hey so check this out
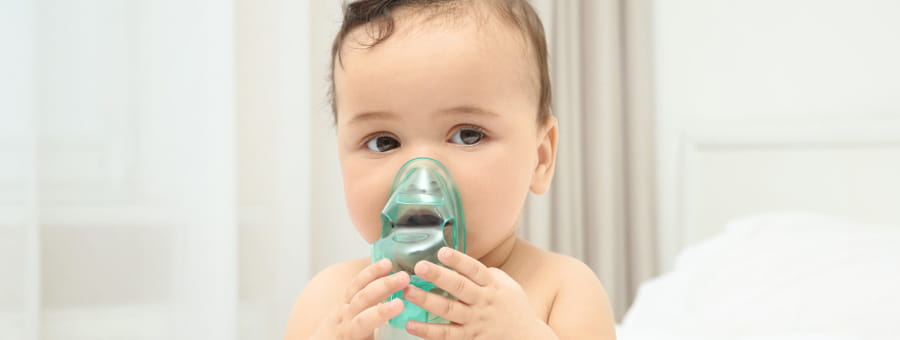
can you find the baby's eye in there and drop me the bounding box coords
[449,126,485,146]
[365,134,400,152]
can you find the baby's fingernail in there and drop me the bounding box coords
[383,299,399,313]
[405,286,417,299]
[416,261,430,275]
[439,247,452,259]
[378,259,391,269]
[392,272,407,283]
[407,321,418,331]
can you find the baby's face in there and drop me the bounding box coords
[334,12,554,260]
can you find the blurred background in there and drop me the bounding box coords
[2,0,899,339]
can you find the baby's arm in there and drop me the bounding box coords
[546,258,617,339]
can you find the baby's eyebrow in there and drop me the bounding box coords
[437,105,501,118]
[346,111,397,126]
[346,105,499,126]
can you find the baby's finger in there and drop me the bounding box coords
[406,321,465,340]
[403,285,471,324]
[414,260,480,304]
[344,259,393,303]
[436,247,493,286]
[350,299,404,339]
[347,271,409,316]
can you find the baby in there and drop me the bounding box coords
[286,0,616,339]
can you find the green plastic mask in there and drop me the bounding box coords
[371,157,466,330]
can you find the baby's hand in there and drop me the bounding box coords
[403,247,558,340]
[312,259,409,340]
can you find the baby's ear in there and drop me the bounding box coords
[530,116,558,194]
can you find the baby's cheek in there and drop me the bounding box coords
[457,162,531,257]
[343,171,391,244]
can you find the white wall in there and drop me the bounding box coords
[236,0,313,338]
[307,1,370,274]
[654,0,900,270]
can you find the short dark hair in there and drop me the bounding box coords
[329,0,552,123]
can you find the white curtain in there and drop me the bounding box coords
[1,1,40,338]
[0,0,311,339]
[522,0,658,321]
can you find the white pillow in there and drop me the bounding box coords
[619,212,900,340]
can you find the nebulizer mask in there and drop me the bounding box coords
[372,157,466,340]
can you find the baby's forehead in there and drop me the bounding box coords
[331,0,549,123]
[339,3,534,66]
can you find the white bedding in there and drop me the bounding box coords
[618,213,900,340]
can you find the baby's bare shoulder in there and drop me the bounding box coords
[544,250,595,276]
[515,242,616,339]
[284,257,369,340]
[512,240,598,285]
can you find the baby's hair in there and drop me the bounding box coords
[329,0,552,124]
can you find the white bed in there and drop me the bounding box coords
[625,118,900,339]
[619,212,900,339]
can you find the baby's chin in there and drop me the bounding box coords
[464,235,513,260]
